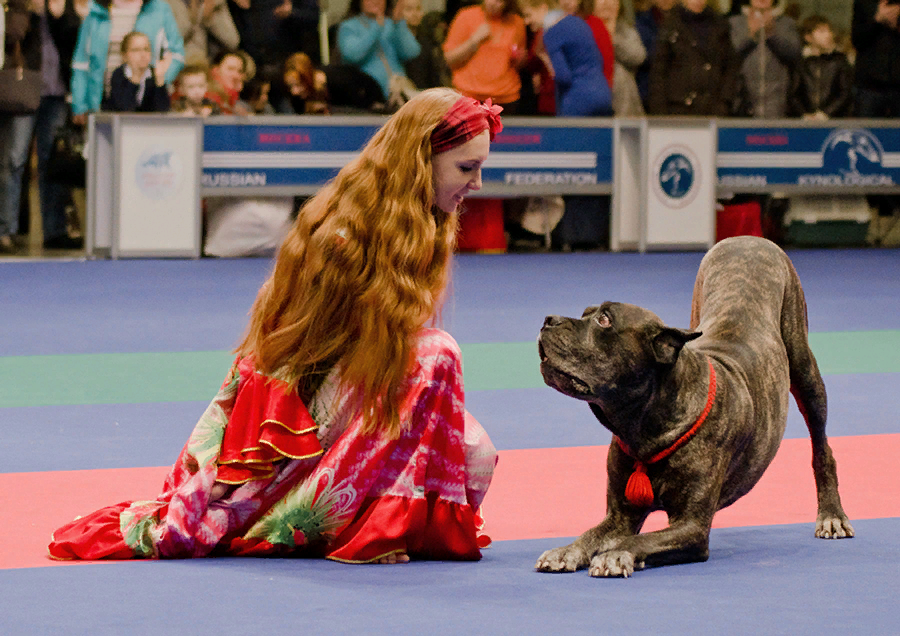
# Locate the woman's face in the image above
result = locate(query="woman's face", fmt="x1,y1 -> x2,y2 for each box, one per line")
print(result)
216,55 -> 245,91
432,130 -> 490,214
362,0 -> 386,18
559,0 -> 579,14
484,0 -> 506,18
123,34 -> 152,75
681,0 -> 706,13
594,0 -> 619,21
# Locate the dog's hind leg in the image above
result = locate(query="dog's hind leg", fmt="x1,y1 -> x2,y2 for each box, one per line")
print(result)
781,263 -> 854,539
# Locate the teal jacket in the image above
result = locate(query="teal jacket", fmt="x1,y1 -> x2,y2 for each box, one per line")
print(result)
337,15 -> 420,100
71,0 -> 185,115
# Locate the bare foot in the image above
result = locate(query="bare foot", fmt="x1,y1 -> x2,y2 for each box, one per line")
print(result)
210,482 -> 229,501
376,552 -> 410,564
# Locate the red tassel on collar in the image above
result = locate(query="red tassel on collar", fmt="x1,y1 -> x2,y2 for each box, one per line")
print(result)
615,357 -> 717,508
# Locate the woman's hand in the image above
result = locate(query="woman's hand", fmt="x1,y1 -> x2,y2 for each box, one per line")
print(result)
154,53 -> 173,86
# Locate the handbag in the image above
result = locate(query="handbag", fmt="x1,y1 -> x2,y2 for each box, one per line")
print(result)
46,119 -> 87,188
0,42 -> 42,114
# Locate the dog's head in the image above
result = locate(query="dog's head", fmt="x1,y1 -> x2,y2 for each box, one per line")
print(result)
538,302 -> 701,407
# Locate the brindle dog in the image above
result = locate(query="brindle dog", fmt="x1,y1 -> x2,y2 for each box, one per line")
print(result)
535,236 -> 854,578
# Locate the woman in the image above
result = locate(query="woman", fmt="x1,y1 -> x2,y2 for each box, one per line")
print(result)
729,0 -> 801,119
443,0 -> 527,112
48,88 -> 502,565
593,0 -> 646,115
205,49 -> 247,114
70,0 -> 185,123
647,0 -> 739,116
520,0 -> 610,116
337,0 -> 422,106
101,31 -> 172,112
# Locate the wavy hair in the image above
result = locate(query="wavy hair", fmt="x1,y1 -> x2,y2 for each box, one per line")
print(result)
237,87 -> 465,438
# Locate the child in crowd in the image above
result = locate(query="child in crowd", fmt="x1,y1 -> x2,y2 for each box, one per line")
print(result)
171,64 -> 221,116
101,32 -> 171,113
788,15 -> 854,119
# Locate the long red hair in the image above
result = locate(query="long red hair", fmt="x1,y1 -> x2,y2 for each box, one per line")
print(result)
237,88 -> 464,437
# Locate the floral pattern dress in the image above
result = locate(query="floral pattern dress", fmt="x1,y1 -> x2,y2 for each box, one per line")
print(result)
49,329 -> 497,563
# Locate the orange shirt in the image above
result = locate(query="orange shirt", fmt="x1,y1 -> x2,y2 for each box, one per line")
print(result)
443,6 -> 527,104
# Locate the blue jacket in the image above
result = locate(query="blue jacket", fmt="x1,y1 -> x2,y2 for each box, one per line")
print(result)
337,15 -> 420,100
71,0 -> 184,115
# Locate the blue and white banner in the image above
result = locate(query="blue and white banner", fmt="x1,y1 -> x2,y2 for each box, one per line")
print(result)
718,126 -> 900,188
201,119 -> 613,192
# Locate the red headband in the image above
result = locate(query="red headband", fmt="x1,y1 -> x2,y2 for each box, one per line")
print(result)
431,97 -> 504,154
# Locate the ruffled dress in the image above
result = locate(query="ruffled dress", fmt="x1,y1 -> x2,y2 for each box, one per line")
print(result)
48,329 -> 497,563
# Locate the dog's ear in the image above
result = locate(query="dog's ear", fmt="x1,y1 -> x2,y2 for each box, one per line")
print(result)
652,327 -> 702,365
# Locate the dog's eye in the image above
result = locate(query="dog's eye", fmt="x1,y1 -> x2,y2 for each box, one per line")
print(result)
595,313 -> 611,328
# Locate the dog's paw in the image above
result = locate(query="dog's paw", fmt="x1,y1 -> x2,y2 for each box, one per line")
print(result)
535,544 -> 589,572
815,514 -> 855,539
588,551 -> 643,578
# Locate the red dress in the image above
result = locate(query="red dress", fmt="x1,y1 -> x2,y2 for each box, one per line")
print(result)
48,329 -> 497,563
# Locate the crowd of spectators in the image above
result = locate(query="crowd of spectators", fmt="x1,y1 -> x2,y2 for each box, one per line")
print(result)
2,0 -> 899,255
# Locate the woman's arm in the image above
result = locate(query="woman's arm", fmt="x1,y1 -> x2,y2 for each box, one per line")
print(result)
387,18 -> 421,63
614,24 -> 646,71
443,17 -> 491,70
338,18 -> 383,65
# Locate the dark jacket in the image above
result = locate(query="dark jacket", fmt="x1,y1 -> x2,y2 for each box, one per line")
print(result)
789,50 -> 854,118
647,5 -> 740,116
852,0 -> 900,90
2,0 -> 41,73
101,64 -> 171,112
46,0 -> 84,88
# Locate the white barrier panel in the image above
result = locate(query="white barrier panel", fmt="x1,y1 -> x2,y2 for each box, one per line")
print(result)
642,119 -> 717,252
87,114 -> 203,258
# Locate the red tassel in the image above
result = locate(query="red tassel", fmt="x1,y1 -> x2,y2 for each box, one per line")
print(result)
624,462 -> 654,507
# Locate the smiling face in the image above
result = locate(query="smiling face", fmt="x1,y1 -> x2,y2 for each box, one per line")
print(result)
432,129 -> 490,214
215,54 -> 245,92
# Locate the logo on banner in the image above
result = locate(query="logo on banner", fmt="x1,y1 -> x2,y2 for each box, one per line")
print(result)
652,145 -> 701,208
135,146 -> 183,199
799,129 -> 894,186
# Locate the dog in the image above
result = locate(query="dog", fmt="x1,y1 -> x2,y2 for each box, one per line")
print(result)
535,236 -> 854,578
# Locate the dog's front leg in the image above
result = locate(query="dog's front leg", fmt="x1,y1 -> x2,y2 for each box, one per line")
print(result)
535,506 -> 647,573
589,517 -> 711,578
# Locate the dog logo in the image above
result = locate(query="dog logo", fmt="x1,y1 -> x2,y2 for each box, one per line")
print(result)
652,145 -> 702,208
821,129 -> 883,175
135,146 -> 183,200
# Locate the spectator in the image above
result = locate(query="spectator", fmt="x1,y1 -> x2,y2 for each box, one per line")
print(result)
647,0 -> 740,116
402,0 -> 452,89
337,0 -> 421,108
205,49 -> 248,113
238,71 -> 276,114
101,31 -> 172,111
270,51 -> 387,114
443,0 -> 527,112
69,0 -> 184,125
634,0 -> 675,107
784,13 -> 863,247
852,0 -> 900,117
520,0 -> 610,115
593,0 -> 646,115
521,0 -> 610,252
171,63 -> 222,114
164,0 -> 239,65
0,0 -> 87,254
228,0 -> 321,69
789,14 -> 854,119
729,0 -> 801,118
853,0 -> 900,219
570,0 -> 614,90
